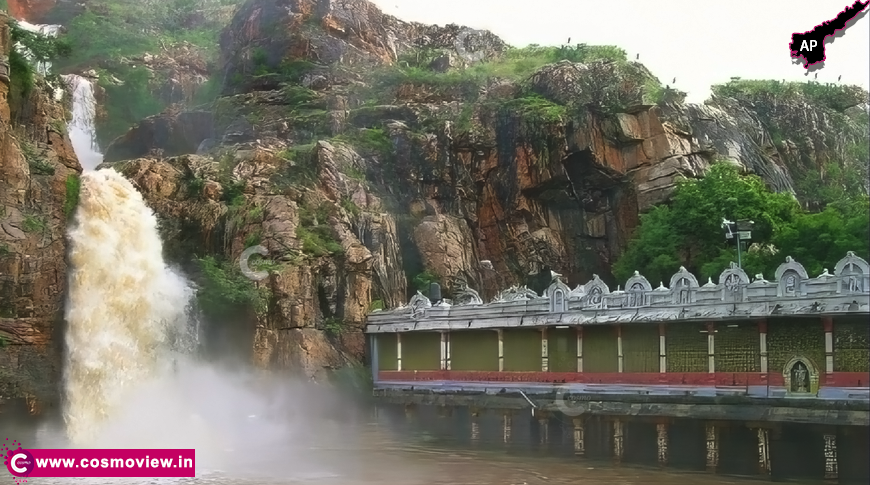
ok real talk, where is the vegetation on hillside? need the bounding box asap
[613,163,870,285]
[6,18,71,112]
[194,255,269,321]
[47,0,236,145]
[360,43,664,115]
[53,0,230,69]
[712,78,868,113]
[710,78,869,210]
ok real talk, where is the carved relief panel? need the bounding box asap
[775,256,808,297]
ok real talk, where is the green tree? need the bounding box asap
[613,162,800,285]
[614,162,870,286]
[771,197,870,277]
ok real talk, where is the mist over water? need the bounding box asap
[55,168,378,480]
[42,58,381,481]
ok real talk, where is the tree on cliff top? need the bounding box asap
[612,163,870,286]
[6,18,71,114]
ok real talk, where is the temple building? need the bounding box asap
[366,252,870,482]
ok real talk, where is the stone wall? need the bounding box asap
[0,11,82,411]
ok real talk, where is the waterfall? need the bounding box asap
[12,18,104,169]
[64,169,197,445]
[62,74,104,171]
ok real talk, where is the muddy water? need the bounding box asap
[14,423,757,485]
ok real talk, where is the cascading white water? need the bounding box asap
[62,74,104,171]
[64,169,197,445]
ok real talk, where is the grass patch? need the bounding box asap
[296,225,343,257]
[22,215,47,233]
[340,197,361,216]
[333,128,393,159]
[64,174,81,218]
[322,317,345,337]
[272,144,319,188]
[195,255,269,320]
[499,94,567,124]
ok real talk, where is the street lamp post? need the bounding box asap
[722,219,755,269]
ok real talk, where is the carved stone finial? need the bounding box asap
[655,282,667,291]
[730,261,738,269]
[786,256,794,263]
[634,270,640,276]
[703,277,716,288]
[454,285,483,306]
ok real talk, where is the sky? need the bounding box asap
[370,0,870,103]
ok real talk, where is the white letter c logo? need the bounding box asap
[10,453,28,473]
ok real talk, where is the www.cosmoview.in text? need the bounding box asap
[5,448,195,478]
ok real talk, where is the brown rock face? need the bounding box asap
[218,0,506,93]
[95,0,865,378]
[104,145,403,380]
[103,110,214,163]
[0,12,82,411]
[6,0,57,23]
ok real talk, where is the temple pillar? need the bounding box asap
[576,326,584,372]
[470,408,480,443]
[573,417,585,456]
[446,331,452,370]
[541,328,549,371]
[613,419,624,464]
[756,427,771,477]
[824,433,838,480]
[657,422,669,466]
[823,317,834,374]
[440,331,448,370]
[758,320,768,373]
[397,332,403,371]
[497,329,505,372]
[617,325,624,373]
[705,423,719,472]
[659,323,667,373]
[537,411,549,446]
[707,323,716,373]
[503,411,512,444]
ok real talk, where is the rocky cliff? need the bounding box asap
[11,0,867,383]
[0,10,82,411]
[95,0,868,379]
